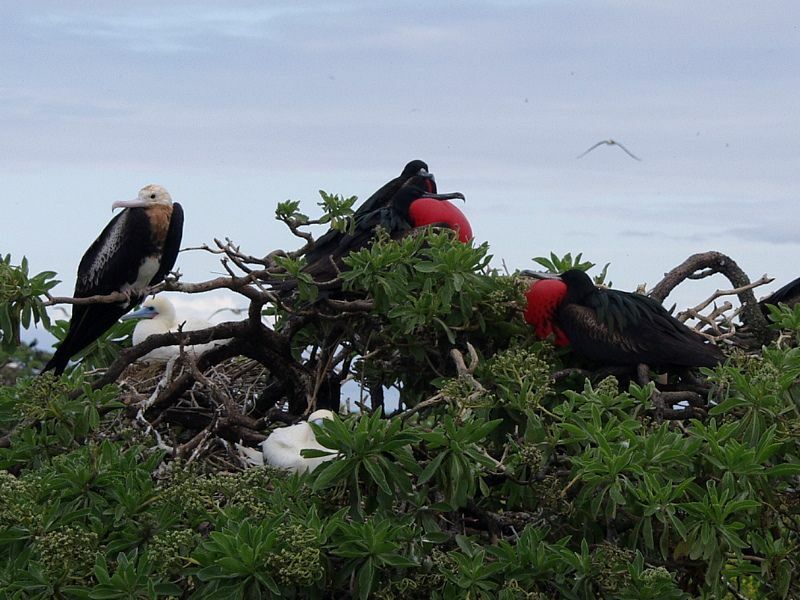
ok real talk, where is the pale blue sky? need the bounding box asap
[3,1,799,345]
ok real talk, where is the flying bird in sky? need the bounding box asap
[577,139,642,161]
[43,185,184,374]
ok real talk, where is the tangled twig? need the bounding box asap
[649,251,772,346]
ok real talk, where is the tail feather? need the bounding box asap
[41,303,132,375]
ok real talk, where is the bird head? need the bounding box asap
[397,175,464,203]
[112,184,173,210]
[121,296,176,322]
[401,159,436,193]
[558,269,598,302]
[308,409,335,425]
[401,159,430,178]
[521,274,570,346]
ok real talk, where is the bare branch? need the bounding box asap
[649,251,772,345]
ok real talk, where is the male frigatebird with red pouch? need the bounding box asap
[277,165,470,296]
[523,269,724,369]
[43,185,184,374]
[304,159,438,267]
[408,197,473,243]
[297,174,468,287]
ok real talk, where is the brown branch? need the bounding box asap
[89,321,249,391]
[400,392,446,422]
[278,215,318,256]
[46,290,140,306]
[649,251,771,344]
[324,298,375,313]
[46,270,276,310]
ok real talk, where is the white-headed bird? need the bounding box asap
[43,185,183,374]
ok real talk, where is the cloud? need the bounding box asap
[724,224,800,246]
[27,5,339,52]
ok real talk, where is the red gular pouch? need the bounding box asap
[408,197,473,243]
[524,278,570,346]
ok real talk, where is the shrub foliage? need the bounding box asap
[1,196,799,599]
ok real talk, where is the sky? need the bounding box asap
[3,0,799,348]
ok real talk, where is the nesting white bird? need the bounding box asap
[121,296,222,362]
[238,410,337,473]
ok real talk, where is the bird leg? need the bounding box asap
[651,391,666,424]
[636,363,651,386]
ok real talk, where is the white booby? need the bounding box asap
[44,185,184,374]
[121,296,221,361]
[238,410,337,473]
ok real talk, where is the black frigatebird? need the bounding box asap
[523,269,724,369]
[281,174,467,292]
[43,185,184,374]
[304,159,436,266]
[759,276,800,315]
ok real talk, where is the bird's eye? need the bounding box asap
[150,193,156,199]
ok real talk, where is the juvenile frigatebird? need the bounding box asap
[523,269,724,369]
[43,185,184,374]
[281,174,467,292]
[304,159,436,266]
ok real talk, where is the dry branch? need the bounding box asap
[649,251,772,345]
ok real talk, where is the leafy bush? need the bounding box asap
[2,198,800,598]
[0,254,58,349]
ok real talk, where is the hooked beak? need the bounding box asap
[112,198,148,211]
[520,270,561,280]
[421,191,466,202]
[418,169,435,182]
[121,306,158,321]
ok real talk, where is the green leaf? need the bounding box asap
[363,457,392,495]
[419,451,447,485]
[357,559,376,600]
[312,459,352,490]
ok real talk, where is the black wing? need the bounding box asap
[301,206,413,284]
[304,179,405,266]
[564,288,723,368]
[75,208,156,297]
[304,219,355,266]
[44,208,156,374]
[304,164,429,266]
[152,202,184,284]
[760,276,800,313]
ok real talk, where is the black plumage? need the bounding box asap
[282,173,463,292]
[554,269,724,369]
[43,186,183,375]
[759,276,800,315]
[304,160,434,266]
